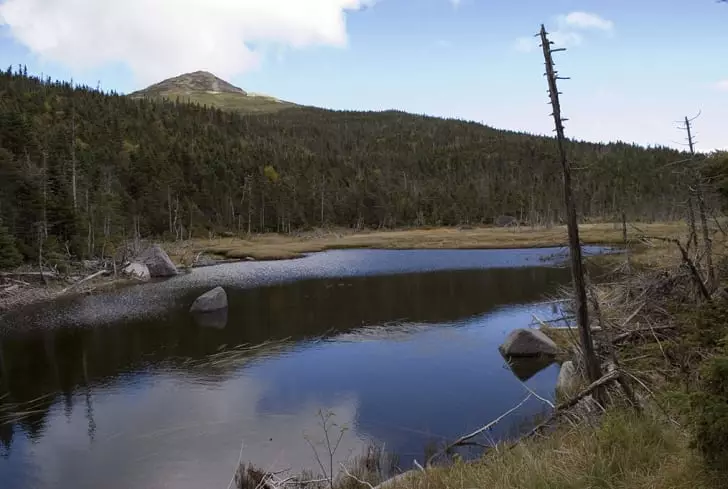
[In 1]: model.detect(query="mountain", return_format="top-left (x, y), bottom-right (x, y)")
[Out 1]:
top-left (0, 69), bottom-right (688, 265)
top-left (129, 71), bottom-right (296, 113)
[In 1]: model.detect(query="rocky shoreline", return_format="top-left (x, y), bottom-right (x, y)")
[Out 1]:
top-left (0, 244), bottom-right (231, 315)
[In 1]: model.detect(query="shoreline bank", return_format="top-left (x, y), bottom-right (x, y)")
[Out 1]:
top-left (0, 222), bottom-right (683, 316)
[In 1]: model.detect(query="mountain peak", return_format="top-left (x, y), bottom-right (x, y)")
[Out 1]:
top-left (132, 71), bottom-right (247, 97)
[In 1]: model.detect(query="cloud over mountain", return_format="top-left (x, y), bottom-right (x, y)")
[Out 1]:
top-left (0, 0), bottom-right (376, 83)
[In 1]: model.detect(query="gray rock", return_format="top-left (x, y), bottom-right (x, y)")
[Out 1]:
top-left (122, 262), bottom-right (150, 281)
top-left (495, 215), bottom-right (518, 227)
top-left (139, 245), bottom-right (178, 277)
top-left (190, 286), bottom-right (228, 313)
top-left (556, 361), bottom-right (581, 396)
top-left (499, 328), bottom-right (558, 357)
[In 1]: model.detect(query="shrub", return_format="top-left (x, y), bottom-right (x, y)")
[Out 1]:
top-left (693, 356), bottom-right (728, 468)
top-left (0, 223), bottom-right (22, 269)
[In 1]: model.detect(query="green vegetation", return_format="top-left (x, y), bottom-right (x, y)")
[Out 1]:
top-left (392, 410), bottom-right (712, 489)
top-left (129, 70), bottom-right (296, 113)
top-left (0, 221), bottom-right (22, 269)
top-left (0, 68), bottom-right (693, 267)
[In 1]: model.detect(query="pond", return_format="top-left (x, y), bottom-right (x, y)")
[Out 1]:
top-left (0, 247), bottom-right (607, 489)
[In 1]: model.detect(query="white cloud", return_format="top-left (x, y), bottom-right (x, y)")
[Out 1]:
top-left (514, 11), bottom-right (613, 52)
top-left (450, 0), bottom-right (462, 7)
top-left (716, 80), bottom-right (728, 91)
top-left (0, 0), bottom-right (377, 84)
top-left (562, 12), bottom-right (614, 32)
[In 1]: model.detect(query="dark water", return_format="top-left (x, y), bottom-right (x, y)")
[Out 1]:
top-left (0, 248), bottom-right (603, 489)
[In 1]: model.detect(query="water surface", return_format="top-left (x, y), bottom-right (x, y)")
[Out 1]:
top-left (0, 248), bottom-right (598, 489)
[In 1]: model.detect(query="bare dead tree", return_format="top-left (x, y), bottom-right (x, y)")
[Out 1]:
top-left (687, 195), bottom-right (699, 254)
top-left (680, 113), bottom-right (715, 290)
top-left (538, 25), bottom-right (603, 388)
top-left (71, 95), bottom-right (78, 212)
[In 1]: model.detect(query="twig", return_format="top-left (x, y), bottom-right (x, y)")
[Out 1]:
top-left (519, 380), bottom-right (555, 409)
top-left (340, 464), bottom-right (375, 489)
top-left (59, 269), bottom-right (110, 295)
top-left (639, 236), bottom-right (711, 301)
top-left (622, 371), bottom-right (681, 427)
top-left (612, 325), bottom-right (678, 344)
top-left (620, 302), bottom-right (645, 329)
top-left (227, 440), bottom-right (246, 489)
top-left (427, 394), bottom-right (532, 466)
top-left (515, 370), bottom-right (622, 445)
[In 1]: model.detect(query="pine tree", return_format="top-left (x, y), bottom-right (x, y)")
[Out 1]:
top-left (0, 222), bottom-right (22, 269)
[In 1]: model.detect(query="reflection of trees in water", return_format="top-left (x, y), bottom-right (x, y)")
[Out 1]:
top-left (0, 266), bottom-right (569, 448)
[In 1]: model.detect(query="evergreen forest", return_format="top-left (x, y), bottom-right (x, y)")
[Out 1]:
top-left (0, 68), bottom-right (694, 266)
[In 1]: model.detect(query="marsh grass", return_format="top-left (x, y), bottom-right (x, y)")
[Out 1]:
top-left (168, 222), bottom-right (688, 263)
top-left (392, 410), bottom-right (720, 489)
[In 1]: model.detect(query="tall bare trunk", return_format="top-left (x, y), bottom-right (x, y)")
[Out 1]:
top-left (539, 24), bottom-right (603, 388)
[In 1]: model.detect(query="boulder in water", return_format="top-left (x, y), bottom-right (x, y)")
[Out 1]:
top-left (499, 328), bottom-right (558, 357)
top-left (139, 245), bottom-right (178, 277)
top-left (190, 286), bottom-right (228, 313)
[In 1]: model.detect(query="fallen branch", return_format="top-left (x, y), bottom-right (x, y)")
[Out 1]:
top-left (426, 394), bottom-right (532, 466)
top-left (612, 325), bottom-right (678, 344)
top-left (639, 236), bottom-right (711, 301)
top-left (0, 271), bottom-right (58, 278)
top-left (340, 464), bottom-right (376, 489)
top-left (620, 302), bottom-right (645, 329)
top-left (514, 369), bottom-right (622, 445)
top-left (59, 269), bottom-right (110, 295)
top-left (0, 285), bottom-right (19, 294)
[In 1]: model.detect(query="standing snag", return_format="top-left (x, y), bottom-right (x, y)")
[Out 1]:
top-left (538, 24), bottom-right (603, 387)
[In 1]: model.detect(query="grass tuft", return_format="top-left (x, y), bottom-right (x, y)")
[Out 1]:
top-left (394, 411), bottom-right (718, 489)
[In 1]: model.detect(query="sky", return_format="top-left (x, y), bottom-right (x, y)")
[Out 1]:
top-left (0, 0), bottom-right (726, 151)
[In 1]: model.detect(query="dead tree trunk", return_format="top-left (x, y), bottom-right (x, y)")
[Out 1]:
top-left (71, 103), bottom-right (78, 212)
top-left (687, 195), bottom-right (699, 254)
top-left (684, 115), bottom-right (714, 290)
top-left (539, 24), bottom-right (603, 387)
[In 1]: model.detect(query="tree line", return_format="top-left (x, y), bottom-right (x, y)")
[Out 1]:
top-left (0, 68), bottom-right (695, 267)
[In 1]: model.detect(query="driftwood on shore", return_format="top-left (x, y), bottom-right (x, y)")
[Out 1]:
top-left (59, 269), bottom-right (111, 295)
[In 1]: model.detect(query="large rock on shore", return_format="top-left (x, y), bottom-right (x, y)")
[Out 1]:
top-left (499, 328), bottom-right (558, 357)
top-left (122, 262), bottom-right (150, 281)
top-left (139, 245), bottom-right (178, 277)
top-left (190, 286), bottom-right (228, 313)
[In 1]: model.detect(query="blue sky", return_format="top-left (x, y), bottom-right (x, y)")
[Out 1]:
top-left (0, 0), bottom-right (726, 150)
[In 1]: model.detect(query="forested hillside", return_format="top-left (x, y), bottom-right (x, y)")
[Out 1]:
top-left (0, 68), bottom-right (688, 264)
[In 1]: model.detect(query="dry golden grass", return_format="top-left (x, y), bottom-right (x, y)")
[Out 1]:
top-left (167, 222), bottom-right (689, 264)
top-left (392, 410), bottom-right (720, 489)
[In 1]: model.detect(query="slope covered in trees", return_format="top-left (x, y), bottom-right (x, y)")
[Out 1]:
top-left (0, 68), bottom-right (687, 263)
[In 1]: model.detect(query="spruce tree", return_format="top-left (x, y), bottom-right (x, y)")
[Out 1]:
top-left (0, 222), bottom-right (22, 270)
